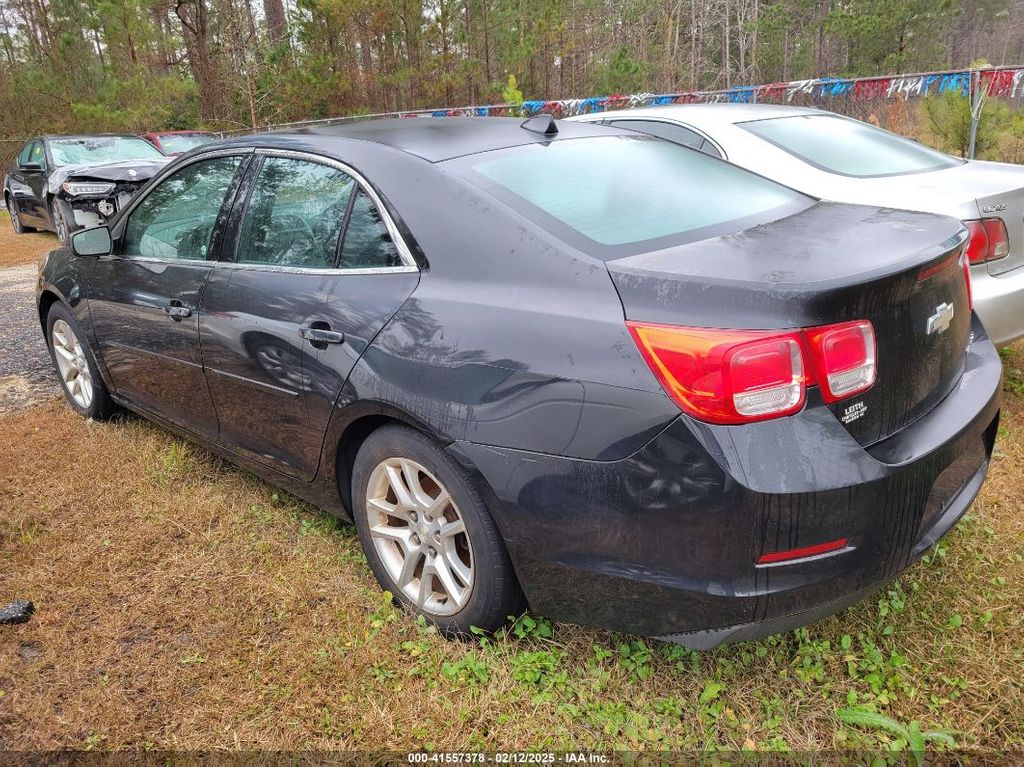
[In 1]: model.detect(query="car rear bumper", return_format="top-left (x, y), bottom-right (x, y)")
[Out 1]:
top-left (972, 265), bottom-right (1024, 346)
top-left (448, 318), bottom-right (1001, 646)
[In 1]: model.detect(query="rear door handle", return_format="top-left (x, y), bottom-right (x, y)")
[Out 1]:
top-left (299, 325), bottom-right (345, 345)
top-left (164, 302), bottom-right (192, 320)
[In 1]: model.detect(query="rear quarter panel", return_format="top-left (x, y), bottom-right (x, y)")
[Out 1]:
top-left (331, 150), bottom-right (680, 461)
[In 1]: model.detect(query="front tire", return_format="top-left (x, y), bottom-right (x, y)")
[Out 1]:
top-left (46, 302), bottom-right (117, 420)
top-left (50, 198), bottom-right (72, 244)
top-left (6, 195), bottom-right (34, 234)
top-left (351, 424), bottom-right (524, 636)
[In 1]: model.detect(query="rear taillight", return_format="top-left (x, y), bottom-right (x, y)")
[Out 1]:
top-left (964, 218), bottom-right (1009, 265)
top-left (804, 320), bottom-right (876, 403)
top-left (626, 324), bottom-right (806, 424)
top-left (627, 319), bottom-right (876, 425)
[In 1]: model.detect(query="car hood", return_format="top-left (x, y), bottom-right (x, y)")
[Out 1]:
top-left (48, 158), bottom-right (172, 193)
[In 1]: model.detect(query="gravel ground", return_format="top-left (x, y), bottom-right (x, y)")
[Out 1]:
top-left (0, 264), bottom-right (60, 414)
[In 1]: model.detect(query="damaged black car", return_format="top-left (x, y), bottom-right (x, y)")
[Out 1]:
top-left (4, 134), bottom-right (170, 242)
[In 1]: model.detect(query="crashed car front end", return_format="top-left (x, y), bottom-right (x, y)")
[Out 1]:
top-left (49, 159), bottom-right (170, 231)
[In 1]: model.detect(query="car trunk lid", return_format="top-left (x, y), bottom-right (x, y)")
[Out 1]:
top-left (846, 160), bottom-right (1024, 277)
top-left (608, 202), bottom-right (971, 446)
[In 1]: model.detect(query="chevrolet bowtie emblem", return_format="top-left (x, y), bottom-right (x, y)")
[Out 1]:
top-left (926, 302), bottom-right (954, 335)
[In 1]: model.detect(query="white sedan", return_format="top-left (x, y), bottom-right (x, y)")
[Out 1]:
top-left (569, 104), bottom-right (1024, 346)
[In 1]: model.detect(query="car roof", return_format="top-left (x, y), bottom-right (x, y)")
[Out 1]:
top-left (149, 130), bottom-right (216, 136)
top-left (578, 103), bottom-right (827, 126)
top-left (223, 116), bottom-right (629, 163)
top-left (42, 134), bottom-right (152, 142)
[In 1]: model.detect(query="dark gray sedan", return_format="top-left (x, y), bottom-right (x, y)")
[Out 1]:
top-left (36, 118), bottom-right (1000, 646)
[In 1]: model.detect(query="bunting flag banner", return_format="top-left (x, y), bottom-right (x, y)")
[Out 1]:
top-left (391, 66), bottom-right (1024, 121)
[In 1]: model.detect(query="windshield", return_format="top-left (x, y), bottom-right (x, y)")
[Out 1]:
top-left (49, 137), bottom-right (165, 166)
top-left (741, 114), bottom-right (962, 178)
top-left (158, 134), bottom-right (215, 154)
top-left (450, 135), bottom-right (812, 258)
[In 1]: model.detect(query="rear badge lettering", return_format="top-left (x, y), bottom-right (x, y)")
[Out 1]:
top-left (926, 302), bottom-right (955, 336)
top-left (841, 401), bottom-right (867, 424)
top-left (981, 203), bottom-right (1007, 213)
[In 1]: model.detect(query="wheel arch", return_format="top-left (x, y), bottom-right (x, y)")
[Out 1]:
top-left (37, 288), bottom-right (61, 330)
top-left (332, 403), bottom-right (447, 515)
top-left (330, 402), bottom-right (519, 561)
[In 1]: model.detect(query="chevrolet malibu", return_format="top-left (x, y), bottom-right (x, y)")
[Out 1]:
top-left (37, 117), bottom-right (1000, 647)
top-left (569, 104), bottom-right (1024, 347)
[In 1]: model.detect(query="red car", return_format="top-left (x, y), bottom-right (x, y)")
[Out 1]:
top-left (140, 130), bottom-right (218, 156)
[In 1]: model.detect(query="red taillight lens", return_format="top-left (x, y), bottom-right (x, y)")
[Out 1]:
top-left (628, 319), bottom-right (878, 424)
top-left (626, 323), bottom-right (806, 424)
top-left (805, 320), bottom-right (876, 403)
top-left (964, 218), bottom-right (1009, 265)
top-left (757, 537), bottom-right (849, 565)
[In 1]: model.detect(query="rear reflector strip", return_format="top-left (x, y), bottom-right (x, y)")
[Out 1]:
top-left (756, 538), bottom-right (849, 565)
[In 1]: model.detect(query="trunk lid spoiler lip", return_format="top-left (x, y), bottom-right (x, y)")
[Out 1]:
top-left (607, 203), bottom-right (967, 299)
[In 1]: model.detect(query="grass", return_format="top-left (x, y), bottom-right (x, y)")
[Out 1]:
top-left (0, 352), bottom-right (1021, 755)
top-left (0, 210), bottom-right (57, 268)
top-left (0, 229), bottom-right (1022, 755)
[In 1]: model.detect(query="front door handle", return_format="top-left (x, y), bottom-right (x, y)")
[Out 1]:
top-left (299, 325), bottom-right (345, 347)
top-left (164, 301), bottom-right (192, 320)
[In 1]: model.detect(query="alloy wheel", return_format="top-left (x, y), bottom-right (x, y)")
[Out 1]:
top-left (364, 457), bottom-right (474, 616)
top-left (51, 319), bottom-right (94, 409)
top-left (52, 203), bottom-right (68, 242)
top-left (7, 198), bottom-right (22, 233)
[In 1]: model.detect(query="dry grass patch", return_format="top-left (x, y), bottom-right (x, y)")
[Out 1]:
top-left (0, 211), bottom-right (57, 268)
top-left (0, 347), bottom-right (1022, 754)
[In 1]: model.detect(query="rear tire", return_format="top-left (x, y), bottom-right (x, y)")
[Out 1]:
top-left (351, 424), bottom-right (524, 636)
top-left (6, 195), bottom-right (34, 234)
top-left (45, 302), bottom-right (117, 420)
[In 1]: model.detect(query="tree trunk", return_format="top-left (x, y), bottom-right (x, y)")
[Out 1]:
top-left (263, 0), bottom-right (288, 44)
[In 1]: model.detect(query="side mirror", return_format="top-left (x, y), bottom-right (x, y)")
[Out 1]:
top-left (20, 161), bottom-right (42, 172)
top-left (71, 226), bottom-right (112, 257)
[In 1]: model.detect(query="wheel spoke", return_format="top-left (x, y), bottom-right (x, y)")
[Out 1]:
top-left (430, 555), bottom-right (468, 608)
top-left (438, 517), bottom-right (465, 539)
top-left (441, 542), bottom-right (472, 587)
top-left (366, 495), bottom-right (404, 522)
top-left (369, 523), bottom-right (412, 550)
top-left (416, 564), bottom-right (433, 607)
top-left (384, 463), bottom-right (415, 511)
top-left (400, 458), bottom-right (433, 508)
top-left (426, 489), bottom-right (452, 518)
top-left (397, 548), bottom-right (422, 590)
top-left (53, 344), bottom-right (75, 362)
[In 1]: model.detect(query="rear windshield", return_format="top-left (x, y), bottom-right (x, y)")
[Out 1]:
top-left (158, 134), bottom-right (215, 154)
top-left (50, 136), bottom-right (165, 166)
top-left (741, 114), bottom-right (962, 178)
top-left (449, 135), bottom-right (812, 258)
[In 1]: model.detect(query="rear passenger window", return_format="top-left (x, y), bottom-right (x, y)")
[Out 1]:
top-left (236, 157), bottom-right (354, 268)
top-left (338, 189), bottom-right (402, 269)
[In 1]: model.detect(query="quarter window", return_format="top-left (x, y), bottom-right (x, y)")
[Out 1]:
top-left (236, 157), bottom-right (354, 268)
top-left (609, 120), bottom-right (722, 159)
top-left (338, 189), bottom-right (402, 269)
top-left (122, 156), bottom-right (242, 260)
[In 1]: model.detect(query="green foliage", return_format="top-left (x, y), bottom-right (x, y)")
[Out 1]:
top-left (837, 707), bottom-right (956, 764)
top-left (501, 74), bottom-right (523, 106)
